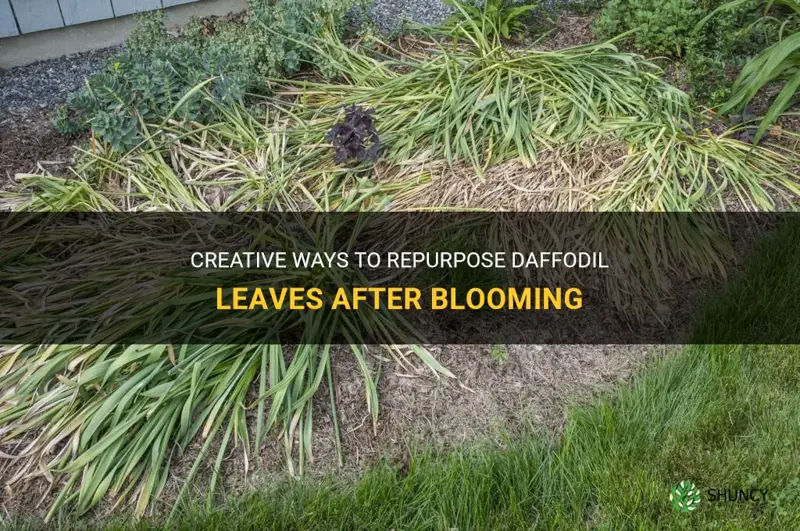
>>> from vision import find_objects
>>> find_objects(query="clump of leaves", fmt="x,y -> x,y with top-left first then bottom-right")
489,344 -> 509,363
53,44 -> 248,151
444,0 -> 539,43
52,104 -> 85,136
703,0 -> 800,142
594,0 -> 706,56
125,10 -> 171,57
244,0 -> 370,78
92,111 -> 141,151
326,105 -> 381,165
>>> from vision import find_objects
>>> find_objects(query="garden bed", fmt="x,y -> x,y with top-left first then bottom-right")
1,0 -> 799,526
0,11 -> 598,186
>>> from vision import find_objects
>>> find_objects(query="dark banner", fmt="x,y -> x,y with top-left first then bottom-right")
0,212 -> 797,345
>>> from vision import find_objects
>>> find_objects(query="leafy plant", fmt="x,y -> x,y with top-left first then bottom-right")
302,23 -> 691,179
720,34 -> 800,142
52,104 -> 85,136
326,105 -> 381,165
443,0 -> 539,42
594,0 -> 706,56
247,0 -> 369,78
489,344 -> 509,363
53,0 -> 368,151
125,10 -> 171,57
705,0 -> 800,142
594,0 -> 785,104
91,110 -> 141,151
53,43 -> 249,151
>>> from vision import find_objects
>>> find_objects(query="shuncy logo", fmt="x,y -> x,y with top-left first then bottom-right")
670,481 -> 701,513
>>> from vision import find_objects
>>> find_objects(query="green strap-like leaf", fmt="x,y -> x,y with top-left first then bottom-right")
754,69 -> 800,143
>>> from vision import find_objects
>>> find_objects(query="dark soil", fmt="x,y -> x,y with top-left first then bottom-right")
0,109 -> 84,189
0,46 -> 117,187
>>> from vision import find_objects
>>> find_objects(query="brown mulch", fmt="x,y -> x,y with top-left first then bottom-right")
535,14 -> 596,50
0,108 -> 83,191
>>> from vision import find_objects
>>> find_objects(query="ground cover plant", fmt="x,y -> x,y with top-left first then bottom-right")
326,105 -> 382,164
2,0 -> 800,524
594,0 -> 798,105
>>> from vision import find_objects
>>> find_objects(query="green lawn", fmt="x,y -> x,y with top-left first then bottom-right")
94,342 -> 792,531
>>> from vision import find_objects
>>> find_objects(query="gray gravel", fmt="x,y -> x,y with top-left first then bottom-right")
368,0 -> 454,33
0,46 -> 120,116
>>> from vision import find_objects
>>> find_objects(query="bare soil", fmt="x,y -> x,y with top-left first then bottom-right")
0,109 -> 83,191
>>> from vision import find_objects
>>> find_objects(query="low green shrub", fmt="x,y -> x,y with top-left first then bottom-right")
594,0 -> 706,56
55,43 -> 248,151
54,1 -> 368,151
686,1 -> 791,104
53,11 -> 248,150
594,0 -> 787,104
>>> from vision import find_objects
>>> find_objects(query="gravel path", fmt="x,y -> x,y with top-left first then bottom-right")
368,0 -> 454,32
0,46 -> 120,116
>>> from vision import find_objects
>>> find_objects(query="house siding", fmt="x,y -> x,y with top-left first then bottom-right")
2,0 -> 202,36
0,0 -> 19,37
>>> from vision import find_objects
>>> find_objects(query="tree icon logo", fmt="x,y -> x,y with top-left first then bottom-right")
670,481 -> 701,512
